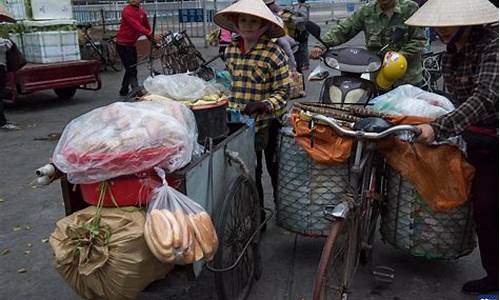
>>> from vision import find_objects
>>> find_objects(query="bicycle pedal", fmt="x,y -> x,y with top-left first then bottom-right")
371,266 -> 395,284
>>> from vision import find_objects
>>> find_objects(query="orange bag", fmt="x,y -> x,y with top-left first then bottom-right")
378,115 -> 475,211
290,112 -> 354,164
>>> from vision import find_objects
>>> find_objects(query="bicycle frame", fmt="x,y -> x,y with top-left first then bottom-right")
309,112 -> 420,300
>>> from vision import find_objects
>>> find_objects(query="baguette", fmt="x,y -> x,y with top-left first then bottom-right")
174,210 -> 190,251
195,212 -> 219,260
145,214 -> 173,263
188,213 -> 217,260
161,209 -> 182,250
149,210 -> 175,262
181,226 -> 195,264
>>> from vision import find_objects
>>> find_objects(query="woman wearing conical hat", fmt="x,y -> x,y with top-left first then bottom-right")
408,0 -> 499,294
214,0 -> 290,227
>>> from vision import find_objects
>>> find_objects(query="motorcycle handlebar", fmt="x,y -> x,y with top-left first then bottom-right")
308,113 -> 421,140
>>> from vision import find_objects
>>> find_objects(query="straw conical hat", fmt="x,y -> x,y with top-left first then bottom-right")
0,4 -> 15,23
214,0 -> 285,38
405,0 -> 498,27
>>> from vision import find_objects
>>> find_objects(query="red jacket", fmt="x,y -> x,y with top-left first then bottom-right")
116,4 -> 151,47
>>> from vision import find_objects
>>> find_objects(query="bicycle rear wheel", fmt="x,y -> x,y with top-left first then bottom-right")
312,211 -> 361,300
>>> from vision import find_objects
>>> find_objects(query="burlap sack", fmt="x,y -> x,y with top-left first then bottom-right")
49,207 -> 171,300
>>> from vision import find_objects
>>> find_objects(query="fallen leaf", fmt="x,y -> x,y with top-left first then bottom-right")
0,198 -> 4,203
13,225 -> 21,232
1,249 -> 9,256
25,225 -> 32,231
31,185 -> 37,189
27,243 -> 32,248
41,239 -> 49,244
17,268 -> 27,273
24,250 -> 31,256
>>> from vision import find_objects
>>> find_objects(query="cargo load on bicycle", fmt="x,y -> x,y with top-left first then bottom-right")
276,98 -> 477,299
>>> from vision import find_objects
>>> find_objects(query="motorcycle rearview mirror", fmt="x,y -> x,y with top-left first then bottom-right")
305,21 -> 329,48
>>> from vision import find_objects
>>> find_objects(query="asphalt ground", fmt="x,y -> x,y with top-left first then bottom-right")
0,31 -> 486,300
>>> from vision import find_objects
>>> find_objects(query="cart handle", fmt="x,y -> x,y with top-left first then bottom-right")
307,112 -> 421,139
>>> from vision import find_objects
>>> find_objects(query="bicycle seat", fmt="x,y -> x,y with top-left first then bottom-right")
353,117 -> 391,133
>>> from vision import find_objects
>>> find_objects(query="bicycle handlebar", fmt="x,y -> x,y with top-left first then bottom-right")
308,113 -> 421,139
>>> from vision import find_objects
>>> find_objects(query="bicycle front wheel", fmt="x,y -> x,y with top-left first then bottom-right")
312,212 -> 360,300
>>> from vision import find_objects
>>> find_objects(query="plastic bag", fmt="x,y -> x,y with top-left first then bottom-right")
144,74 -> 215,101
52,101 -> 197,184
370,84 -> 455,118
145,167 -> 219,265
308,64 -> 329,81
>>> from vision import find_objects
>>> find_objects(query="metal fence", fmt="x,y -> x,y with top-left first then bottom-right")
72,1 -> 362,38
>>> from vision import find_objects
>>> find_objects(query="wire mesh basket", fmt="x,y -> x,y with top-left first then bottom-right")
276,127 -> 351,237
380,167 -> 476,260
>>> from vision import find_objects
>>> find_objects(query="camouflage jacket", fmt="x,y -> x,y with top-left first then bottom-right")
321,0 -> 426,85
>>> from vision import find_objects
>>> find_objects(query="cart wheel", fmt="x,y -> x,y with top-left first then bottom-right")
214,175 -> 261,300
312,213 -> 361,300
54,87 -> 77,100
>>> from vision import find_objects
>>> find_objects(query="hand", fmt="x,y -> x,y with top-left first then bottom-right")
416,124 -> 435,144
243,102 -> 271,115
309,47 -> 324,59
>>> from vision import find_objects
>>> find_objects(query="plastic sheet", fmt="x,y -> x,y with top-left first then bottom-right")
370,84 -> 455,118
144,168 -> 218,265
52,101 -> 198,183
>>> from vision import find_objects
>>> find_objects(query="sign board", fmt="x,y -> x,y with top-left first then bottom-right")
346,3 -> 355,13
178,8 -> 204,23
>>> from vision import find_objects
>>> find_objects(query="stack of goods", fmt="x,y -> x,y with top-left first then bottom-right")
52,101 -> 200,206
49,100 -> 219,297
1,0 -> 80,63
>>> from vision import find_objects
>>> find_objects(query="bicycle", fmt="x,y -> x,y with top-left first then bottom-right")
77,23 -> 122,72
421,51 -> 444,93
297,108 -> 420,300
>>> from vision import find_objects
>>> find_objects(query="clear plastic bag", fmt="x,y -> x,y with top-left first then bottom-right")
370,84 -> 455,118
52,101 -> 197,183
307,64 -> 329,81
144,168 -> 219,265
143,74 -> 213,101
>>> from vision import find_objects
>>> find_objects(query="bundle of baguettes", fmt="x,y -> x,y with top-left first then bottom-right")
144,208 -> 218,264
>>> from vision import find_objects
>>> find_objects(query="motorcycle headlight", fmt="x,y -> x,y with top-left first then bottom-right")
324,56 -> 339,69
366,61 -> 382,72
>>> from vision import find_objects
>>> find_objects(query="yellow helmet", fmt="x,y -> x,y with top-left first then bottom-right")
375,51 -> 407,90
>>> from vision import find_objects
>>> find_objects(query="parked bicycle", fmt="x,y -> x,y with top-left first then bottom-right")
292,105 -> 421,300
77,23 -> 122,72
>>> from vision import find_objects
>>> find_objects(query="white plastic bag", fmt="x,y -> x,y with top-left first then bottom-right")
143,74 -> 213,101
144,168 -> 218,265
370,84 -> 455,118
308,64 -> 329,81
52,101 -> 197,183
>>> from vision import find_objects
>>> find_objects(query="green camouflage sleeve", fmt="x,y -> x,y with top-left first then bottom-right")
320,7 -> 365,48
399,5 -> 426,58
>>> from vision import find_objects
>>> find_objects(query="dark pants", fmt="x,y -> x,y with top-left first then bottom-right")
294,41 -> 309,72
116,43 -> 138,93
255,119 -> 280,211
465,129 -> 499,281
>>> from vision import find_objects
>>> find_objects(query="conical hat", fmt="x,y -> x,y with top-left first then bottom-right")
213,0 -> 285,38
0,4 -> 15,23
405,0 -> 498,27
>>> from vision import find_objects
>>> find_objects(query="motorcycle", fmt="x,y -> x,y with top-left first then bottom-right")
305,21 -> 406,106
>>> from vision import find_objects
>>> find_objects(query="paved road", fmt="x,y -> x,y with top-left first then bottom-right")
0,33 -> 484,300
